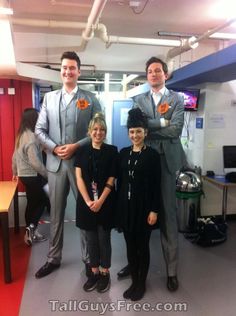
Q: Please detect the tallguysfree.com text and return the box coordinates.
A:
[48,299,188,314]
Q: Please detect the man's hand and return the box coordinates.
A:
[147,211,158,225]
[54,144,78,160]
[164,119,170,126]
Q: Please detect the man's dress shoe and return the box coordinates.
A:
[167,276,179,291]
[117,264,130,278]
[35,262,60,279]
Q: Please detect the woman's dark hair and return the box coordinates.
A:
[15,108,38,148]
[145,56,168,74]
[127,108,148,129]
[61,51,81,69]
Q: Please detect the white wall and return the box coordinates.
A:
[182,80,236,216]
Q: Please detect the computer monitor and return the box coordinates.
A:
[223,145,236,174]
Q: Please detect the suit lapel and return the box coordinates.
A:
[55,90,62,127]
[144,92,155,118]
[75,87,83,122]
[161,89,174,107]
[55,90,62,137]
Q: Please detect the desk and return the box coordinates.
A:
[203,175,236,221]
[0,181,19,283]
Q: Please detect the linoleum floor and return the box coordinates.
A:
[19,193,236,316]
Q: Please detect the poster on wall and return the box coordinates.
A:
[207,113,225,129]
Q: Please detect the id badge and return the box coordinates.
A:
[91,181,98,200]
[128,183,131,200]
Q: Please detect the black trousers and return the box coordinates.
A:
[123,230,152,284]
[20,175,50,227]
[86,225,111,269]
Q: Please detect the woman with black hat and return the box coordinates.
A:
[116,108,162,301]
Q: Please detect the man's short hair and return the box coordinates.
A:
[61,51,81,69]
[145,57,168,74]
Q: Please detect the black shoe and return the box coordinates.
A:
[123,282,137,299]
[97,271,111,293]
[35,262,60,279]
[85,263,92,277]
[83,273,99,292]
[167,276,179,292]
[117,264,130,278]
[130,283,146,301]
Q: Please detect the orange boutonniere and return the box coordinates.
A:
[157,102,169,114]
[77,98,90,110]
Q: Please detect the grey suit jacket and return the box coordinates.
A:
[133,88,186,173]
[35,87,101,172]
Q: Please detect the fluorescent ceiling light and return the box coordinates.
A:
[158,30,236,41]
[0,19,15,66]
[210,32,236,40]
[210,0,236,19]
[0,7,13,15]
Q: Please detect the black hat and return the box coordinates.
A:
[127,108,148,129]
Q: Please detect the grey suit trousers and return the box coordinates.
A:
[159,155,178,276]
[47,159,88,264]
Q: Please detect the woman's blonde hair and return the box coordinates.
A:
[88,112,107,134]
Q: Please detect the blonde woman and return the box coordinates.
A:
[75,113,118,293]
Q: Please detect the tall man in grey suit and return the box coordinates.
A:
[35,51,101,278]
[134,57,185,291]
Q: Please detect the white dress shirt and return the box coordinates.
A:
[62,86,78,106]
[151,87,167,127]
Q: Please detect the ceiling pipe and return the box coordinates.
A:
[107,36,181,47]
[167,18,236,61]
[11,0,109,52]
[95,22,181,47]
[50,0,91,8]
[11,17,87,29]
[79,0,108,51]
[11,15,182,51]
[10,7,235,56]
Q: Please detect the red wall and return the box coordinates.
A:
[0,79,33,181]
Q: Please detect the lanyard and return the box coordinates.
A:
[127,145,145,199]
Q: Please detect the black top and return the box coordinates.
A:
[74,142,118,230]
[116,146,161,232]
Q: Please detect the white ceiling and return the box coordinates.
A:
[2,0,236,84]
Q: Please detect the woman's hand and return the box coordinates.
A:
[12,175,18,182]
[86,200,94,209]
[147,211,158,225]
[89,199,102,213]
